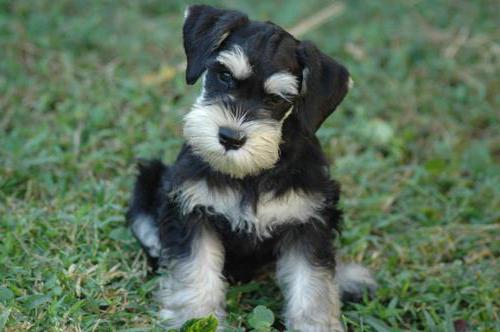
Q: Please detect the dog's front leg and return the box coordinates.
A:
[157,222,226,328]
[276,225,344,332]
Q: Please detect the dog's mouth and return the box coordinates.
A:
[183,102,283,178]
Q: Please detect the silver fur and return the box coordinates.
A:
[157,225,226,328]
[264,71,299,101]
[216,45,252,79]
[172,180,326,238]
[130,215,161,258]
[277,245,344,332]
[142,22,373,330]
[336,262,377,297]
[183,102,284,179]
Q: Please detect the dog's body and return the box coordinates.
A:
[127,5,375,331]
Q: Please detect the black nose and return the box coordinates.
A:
[218,127,246,150]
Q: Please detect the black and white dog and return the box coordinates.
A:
[127,5,375,331]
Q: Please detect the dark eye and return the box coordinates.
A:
[266,94,289,107]
[217,71,234,88]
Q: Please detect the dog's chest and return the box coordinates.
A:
[173,180,325,237]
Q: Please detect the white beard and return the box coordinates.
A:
[183,101,284,178]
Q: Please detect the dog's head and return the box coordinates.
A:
[182,5,351,178]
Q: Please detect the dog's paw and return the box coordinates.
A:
[336,263,377,303]
[287,320,344,332]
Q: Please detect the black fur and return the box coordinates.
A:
[126,159,169,270]
[183,5,349,131]
[183,5,249,84]
[128,120,343,281]
[126,4,357,321]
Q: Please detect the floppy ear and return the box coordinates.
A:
[295,41,351,132]
[183,5,249,85]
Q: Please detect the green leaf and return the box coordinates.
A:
[248,305,275,330]
[424,159,447,174]
[0,287,14,302]
[423,310,438,332]
[0,308,11,330]
[180,315,218,332]
[364,316,392,332]
[17,293,52,310]
[109,226,132,241]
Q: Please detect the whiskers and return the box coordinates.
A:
[183,102,283,178]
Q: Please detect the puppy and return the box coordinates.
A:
[127,5,376,331]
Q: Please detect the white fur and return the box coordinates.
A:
[184,6,191,19]
[173,180,325,238]
[130,215,161,258]
[216,45,252,79]
[157,226,226,328]
[264,71,299,101]
[196,73,208,104]
[282,105,294,121]
[183,102,283,178]
[348,76,354,90]
[277,248,344,332]
[336,262,376,296]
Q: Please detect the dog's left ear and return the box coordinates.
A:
[183,5,249,85]
[296,41,351,132]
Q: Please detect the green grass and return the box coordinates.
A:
[1,0,499,331]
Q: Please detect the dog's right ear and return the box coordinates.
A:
[183,5,249,85]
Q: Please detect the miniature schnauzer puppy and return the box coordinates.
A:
[127,5,376,331]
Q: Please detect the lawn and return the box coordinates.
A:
[0,0,499,331]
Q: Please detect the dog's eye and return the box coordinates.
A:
[217,71,235,88]
[266,94,290,107]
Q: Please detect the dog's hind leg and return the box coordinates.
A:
[336,261,377,303]
[126,159,169,270]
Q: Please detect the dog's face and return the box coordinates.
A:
[182,5,351,178]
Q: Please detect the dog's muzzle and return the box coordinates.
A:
[183,101,284,178]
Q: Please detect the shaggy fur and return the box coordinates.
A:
[126,4,376,331]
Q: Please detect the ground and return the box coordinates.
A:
[0,0,499,331]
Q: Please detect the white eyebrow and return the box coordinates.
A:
[264,71,299,100]
[216,45,252,80]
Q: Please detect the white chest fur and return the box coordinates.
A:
[172,180,325,238]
